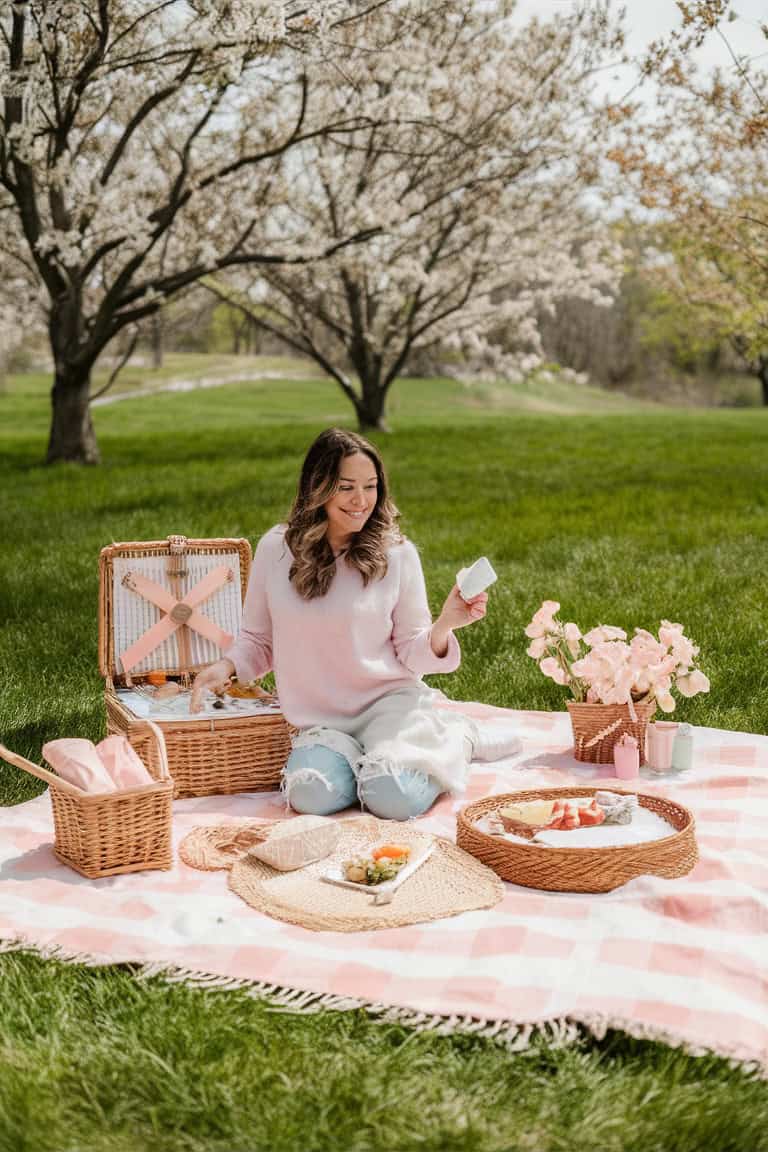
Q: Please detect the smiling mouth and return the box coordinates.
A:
[344,510,367,519]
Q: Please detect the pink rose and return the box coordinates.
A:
[656,691,676,713]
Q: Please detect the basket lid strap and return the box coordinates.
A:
[119,566,235,674]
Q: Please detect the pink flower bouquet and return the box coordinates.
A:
[525,601,710,713]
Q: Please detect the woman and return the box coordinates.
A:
[191,428,521,819]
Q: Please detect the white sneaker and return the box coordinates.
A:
[469,719,524,763]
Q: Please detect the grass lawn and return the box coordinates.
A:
[1,358,767,1151]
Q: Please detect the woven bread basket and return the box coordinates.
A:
[567,700,656,764]
[99,535,293,798]
[0,721,173,879]
[456,787,697,893]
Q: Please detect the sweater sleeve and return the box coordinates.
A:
[391,541,461,676]
[223,532,274,682]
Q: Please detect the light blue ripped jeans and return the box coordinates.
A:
[282,687,473,821]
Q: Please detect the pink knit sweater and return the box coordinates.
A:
[224,526,460,729]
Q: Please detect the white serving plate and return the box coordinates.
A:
[321,841,435,895]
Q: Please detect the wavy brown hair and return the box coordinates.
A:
[284,428,402,600]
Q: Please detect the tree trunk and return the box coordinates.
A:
[355,372,390,432]
[46,366,100,464]
[151,313,163,369]
[758,355,768,407]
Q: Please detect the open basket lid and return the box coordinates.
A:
[99,535,252,683]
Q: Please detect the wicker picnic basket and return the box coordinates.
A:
[0,722,173,879]
[99,534,292,798]
[567,700,656,764]
[456,787,698,893]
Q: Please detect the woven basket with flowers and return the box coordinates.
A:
[524,601,710,763]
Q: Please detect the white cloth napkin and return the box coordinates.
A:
[532,806,674,848]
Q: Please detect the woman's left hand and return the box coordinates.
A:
[438,586,488,632]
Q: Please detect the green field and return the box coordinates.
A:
[1,359,767,1151]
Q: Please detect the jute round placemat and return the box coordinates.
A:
[179,820,277,870]
[180,816,503,932]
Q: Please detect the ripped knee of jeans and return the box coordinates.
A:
[281,764,334,801]
[282,744,358,814]
[356,752,399,806]
[356,754,439,819]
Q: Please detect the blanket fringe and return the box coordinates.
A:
[0,936,764,1076]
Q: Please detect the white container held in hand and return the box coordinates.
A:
[456,556,498,601]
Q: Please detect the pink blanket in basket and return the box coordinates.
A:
[1,707,766,1071]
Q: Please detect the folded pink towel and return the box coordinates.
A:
[42,736,153,793]
[96,736,154,789]
[43,738,117,793]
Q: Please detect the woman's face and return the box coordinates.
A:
[324,451,379,542]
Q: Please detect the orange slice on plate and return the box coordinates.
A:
[371,843,411,861]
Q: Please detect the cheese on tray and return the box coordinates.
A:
[499,800,556,828]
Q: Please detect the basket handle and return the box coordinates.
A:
[134,720,171,782]
[0,744,86,797]
[0,725,170,792]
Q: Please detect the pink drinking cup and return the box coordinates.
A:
[613,732,640,780]
[646,721,679,773]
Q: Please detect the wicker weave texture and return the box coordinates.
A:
[567,700,657,764]
[98,536,251,680]
[110,552,244,677]
[106,692,292,798]
[100,535,293,799]
[0,723,173,880]
[456,788,698,893]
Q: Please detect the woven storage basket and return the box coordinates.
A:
[99,535,293,798]
[0,722,173,879]
[456,787,697,893]
[567,700,656,764]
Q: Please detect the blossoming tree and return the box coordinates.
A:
[204,1,624,431]
[609,0,768,403]
[0,0,403,462]
[0,248,39,384]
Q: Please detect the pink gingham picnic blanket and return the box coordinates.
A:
[1,707,766,1071]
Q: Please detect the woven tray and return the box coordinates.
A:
[99,535,292,798]
[456,787,698,893]
[0,722,173,879]
[180,816,505,932]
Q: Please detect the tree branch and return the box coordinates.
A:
[88,326,139,400]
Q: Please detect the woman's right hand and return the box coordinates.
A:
[190,658,235,713]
